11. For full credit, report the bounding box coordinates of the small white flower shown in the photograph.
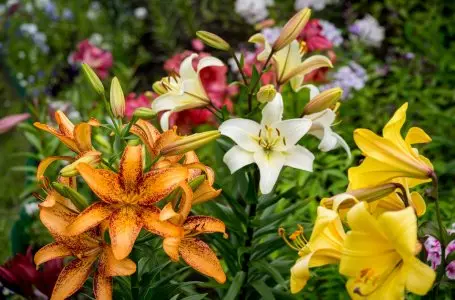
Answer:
[134,7,148,20]
[349,15,385,47]
[89,33,103,46]
[235,0,274,24]
[24,202,39,216]
[220,94,314,194]
[294,0,338,11]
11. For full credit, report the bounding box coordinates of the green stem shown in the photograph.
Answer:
[430,172,446,264]
[101,93,121,135]
[122,116,138,138]
[230,50,249,85]
[247,51,274,112]
[101,158,117,172]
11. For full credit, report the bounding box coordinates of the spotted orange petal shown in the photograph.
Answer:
[76,163,125,203]
[34,122,79,153]
[74,123,93,153]
[99,246,137,277]
[183,216,226,235]
[55,111,75,137]
[93,271,112,300]
[51,255,97,300]
[119,145,143,193]
[139,206,183,238]
[163,237,181,261]
[66,202,114,236]
[130,120,161,155]
[36,156,74,181]
[109,206,143,260]
[152,126,179,156]
[138,167,188,205]
[179,238,226,283]
[34,242,72,266]
[192,180,222,205]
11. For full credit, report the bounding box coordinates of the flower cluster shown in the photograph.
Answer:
[69,40,113,80]
[321,61,368,99]
[349,14,385,47]
[283,103,438,297]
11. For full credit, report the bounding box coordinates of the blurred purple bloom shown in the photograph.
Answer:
[62,8,73,20]
[0,113,30,134]
[404,52,415,60]
[348,24,361,35]
[44,1,59,20]
[349,15,385,47]
[319,20,343,46]
[261,26,281,44]
[320,61,368,100]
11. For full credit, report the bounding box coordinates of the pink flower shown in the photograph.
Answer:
[445,240,455,279]
[424,236,442,270]
[191,39,205,52]
[298,19,333,52]
[0,113,30,134]
[69,40,113,80]
[125,92,153,119]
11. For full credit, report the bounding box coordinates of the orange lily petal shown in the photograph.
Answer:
[160,202,181,223]
[51,255,97,300]
[151,126,180,156]
[183,216,226,235]
[34,242,72,266]
[119,145,143,193]
[175,182,193,221]
[139,206,183,237]
[55,111,75,137]
[36,156,74,181]
[74,123,93,152]
[163,237,181,261]
[99,246,136,277]
[34,122,79,153]
[130,120,161,154]
[66,202,115,236]
[193,180,221,205]
[93,271,112,300]
[183,151,202,180]
[138,167,188,205]
[109,206,143,260]
[179,238,226,283]
[185,163,215,185]
[76,163,125,203]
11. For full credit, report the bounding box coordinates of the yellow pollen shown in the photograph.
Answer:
[299,41,307,55]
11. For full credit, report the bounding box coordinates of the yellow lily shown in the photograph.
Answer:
[34,181,136,300]
[34,110,101,179]
[249,34,332,91]
[348,103,433,190]
[279,206,346,293]
[339,202,435,299]
[159,183,227,283]
[66,145,188,260]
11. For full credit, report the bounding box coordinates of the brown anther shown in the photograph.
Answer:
[276,128,281,136]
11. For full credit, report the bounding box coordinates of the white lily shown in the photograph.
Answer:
[219,93,314,194]
[151,54,224,130]
[302,85,351,158]
[249,34,332,91]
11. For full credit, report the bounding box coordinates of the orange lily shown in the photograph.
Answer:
[34,110,101,179]
[159,183,227,283]
[66,144,188,260]
[34,179,136,300]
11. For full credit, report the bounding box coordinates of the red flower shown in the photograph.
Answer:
[70,40,113,80]
[125,92,153,119]
[0,247,63,298]
[304,50,337,83]
[298,19,332,52]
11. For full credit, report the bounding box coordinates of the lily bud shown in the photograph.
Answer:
[257,84,277,103]
[152,80,167,95]
[110,77,125,118]
[161,130,221,156]
[52,182,89,211]
[81,63,104,96]
[303,87,343,115]
[273,8,311,52]
[196,31,231,51]
[60,151,101,177]
[133,107,156,120]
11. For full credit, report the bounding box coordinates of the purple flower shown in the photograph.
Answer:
[424,236,442,270]
[319,20,343,47]
[320,61,368,100]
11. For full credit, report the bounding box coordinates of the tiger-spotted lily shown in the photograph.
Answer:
[34,180,136,300]
[66,145,189,260]
[280,206,346,293]
[348,103,434,190]
[340,202,435,299]
[34,110,101,179]
[151,54,224,130]
[159,183,227,283]
[249,34,332,91]
[219,93,314,194]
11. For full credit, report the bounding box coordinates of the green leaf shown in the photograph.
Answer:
[223,271,245,300]
[251,281,276,300]
[181,294,208,300]
[24,132,42,151]
[251,260,287,288]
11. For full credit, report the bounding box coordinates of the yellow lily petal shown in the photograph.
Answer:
[382,103,410,154]
[119,145,143,193]
[405,257,436,295]
[51,255,97,300]
[66,202,114,236]
[179,238,226,283]
[76,163,125,203]
[109,206,143,260]
[139,206,183,237]
[280,55,333,84]
[410,191,426,216]
[309,206,346,250]
[74,123,93,153]
[405,127,432,145]
[34,242,72,266]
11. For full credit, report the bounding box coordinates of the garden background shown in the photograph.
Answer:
[0,0,454,299]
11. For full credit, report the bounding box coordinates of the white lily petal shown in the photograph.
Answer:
[160,111,173,131]
[254,149,285,194]
[305,109,336,125]
[223,146,255,173]
[333,132,351,159]
[274,118,312,146]
[248,33,271,61]
[179,53,198,80]
[303,84,320,99]
[261,93,283,126]
[284,145,314,172]
[152,93,186,113]
[290,74,304,92]
[197,56,225,72]
[317,125,338,152]
[219,119,261,152]
[182,79,209,104]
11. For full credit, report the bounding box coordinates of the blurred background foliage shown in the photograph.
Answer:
[0,0,454,299]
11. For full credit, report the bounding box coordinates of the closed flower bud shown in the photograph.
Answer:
[133,107,156,120]
[81,63,104,96]
[161,130,220,156]
[152,80,167,95]
[273,8,311,52]
[257,84,277,103]
[196,31,231,51]
[60,151,101,177]
[52,182,89,211]
[110,77,125,118]
[303,87,343,115]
